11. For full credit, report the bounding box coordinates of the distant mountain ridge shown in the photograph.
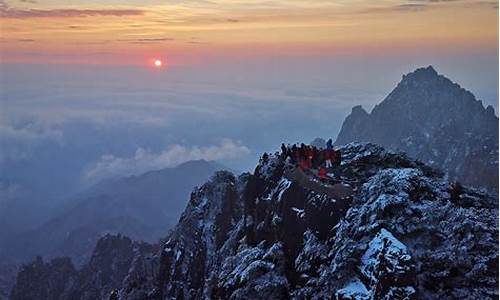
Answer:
[335,66,498,192]
[2,160,225,264]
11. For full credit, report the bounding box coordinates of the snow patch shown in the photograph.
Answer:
[291,207,305,219]
[336,277,369,300]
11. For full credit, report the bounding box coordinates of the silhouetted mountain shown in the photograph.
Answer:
[310,137,326,149]
[10,235,157,300]
[0,160,225,298]
[335,66,498,192]
[4,160,224,263]
[13,144,497,299]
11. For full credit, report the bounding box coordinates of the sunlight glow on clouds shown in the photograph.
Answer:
[0,0,497,65]
[0,0,497,202]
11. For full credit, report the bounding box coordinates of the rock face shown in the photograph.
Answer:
[10,235,156,300]
[11,143,498,299]
[335,66,499,192]
[10,257,77,300]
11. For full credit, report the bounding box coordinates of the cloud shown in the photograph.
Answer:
[411,0,459,2]
[0,123,64,162]
[67,25,88,29]
[116,37,176,44]
[362,3,427,14]
[396,3,427,11]
[84,139,251,182]
[0,1,143,19]
[0,181,26,204]
[0,123,64,145]
[472,0,498,9]
[361,0,493,14]
[401,0,497,10]
[134,38,175,42]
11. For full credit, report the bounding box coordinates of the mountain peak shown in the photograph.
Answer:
[351,105,368,116]
[335,66,499,191]
[413,65,437,76]
[401,65,441,84]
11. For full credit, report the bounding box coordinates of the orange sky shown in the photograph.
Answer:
[0,0,498,65]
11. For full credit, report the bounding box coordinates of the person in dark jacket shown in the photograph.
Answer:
[312,147,322,169]
[291,144,298,164]
[281,143,287,158]
[300,143,306,160]
[335,149,342,166]
[262,152,269,163]
[326,138,333,150]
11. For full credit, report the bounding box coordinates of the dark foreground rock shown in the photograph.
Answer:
[10,235,157,300]
[11,143,499,299]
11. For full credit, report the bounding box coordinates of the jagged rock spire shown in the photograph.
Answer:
[335,66,498,191]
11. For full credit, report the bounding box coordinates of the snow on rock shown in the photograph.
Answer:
[216,242,289,299]
[256,154,281,181]
[263,177,291,202]
[276,178,292,202]
[360,228,409,279]
[11,142,498,300]
[295,230,328,275]
[291,207,305,219]
[336,277,369,300]
[360,228,415,299]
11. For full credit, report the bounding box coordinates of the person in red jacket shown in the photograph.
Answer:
[331,149,337,166]
[306,146,314,169]
[318,166,327,179]
[299,158,309,171]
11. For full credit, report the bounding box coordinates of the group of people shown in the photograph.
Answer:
[280,139,341,179]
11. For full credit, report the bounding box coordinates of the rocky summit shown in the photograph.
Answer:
[12,142,498,300]
[10,235,157,300]
[335,66,499,192]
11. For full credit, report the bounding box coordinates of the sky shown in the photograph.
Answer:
[0,0,498,65]
[0,0,498,216]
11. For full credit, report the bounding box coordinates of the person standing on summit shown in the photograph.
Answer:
[291,144,298,164]
[325,139,334,168]
[326,139,333,150]
[281,143,288,159]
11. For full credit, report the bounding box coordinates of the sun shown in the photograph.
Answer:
[154,59,162,67]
